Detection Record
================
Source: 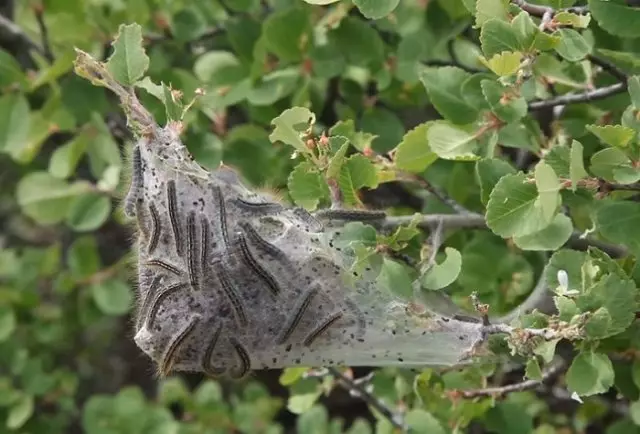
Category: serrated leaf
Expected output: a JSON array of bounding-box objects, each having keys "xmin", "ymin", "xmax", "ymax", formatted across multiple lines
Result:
[
  {"xmin": 427, "ymin": 121, "xmax": 479, "ymax": 160},
  {"xmin": 269, "ymin": 107, "xmax": 315, "ymax": 153},
  {"xmin": 587, "ymin": 124, "xmax": 636, "ymax": 148},
  {"xmin": 481, "ymin": 79, "xmax": 527, "ymax": 123},
  {"xmin": 353, "ymin": 0, "xmax": 400, "ymax": 19},
  {"xmin": 513, "ymin": 213, "xmax": 573, "ymax": 251},
  {"xmin": 589, "ymin": 0, "xmax": 640, "ymax": 39},
  {"xmin": 475, "ymin": 0, "xmax": 509, "ymax": 27},
  {"xmin": 421, "ymin": 247, "xmax": 462, "ymax": 290},
  {"xmin": 66, "ymin": 193, "xmax": 112, "ymax": 232},
  {"xmin": 570, "ymin": 140, "xmax": 589, "ymax": 191},
  {"xmin": 17, "ymin": 172, "xmax": 89, "ymax": 225},
  {"xmin": 91, "ymin": 279, "xmax": 133, "ymax": 316},
  {"xmin": 105, "ymin": 23, "xmax": 149, "ymax": 85},
  {"xmin": 628, "ymin": 76, "xmax": 640, "ymax": 110},
  {"xmin": 486, "ymin": 173, "xmax": 558, "ymax": 238},
  {"xmin": 566, "ymin": 350, "xmax": 614, "ymax": 397},
  {"xmin": 419, "ymin": 67, "xmax": 478, "ymax": 124},
  {"xmin": 479, "ymin": 51, "xmax": 522, "ymax": 77},
  {"xmin": 288, "ymin": 162, "xmax": 329, "ymax": 210},
  {"xmin": 480, "ymin": 18, "xmax": 521, "ymax": 57},
  {"xmin": 554, "ymin": 29, "xmax": 591, "ymax": 62},
  {"xmin": 394, "ymin": 122, "xmax": 438, "ymax": 173},
  {"xmin": 379, "ymin": 258, "xmax": 414, "ymax": 299},
  {"xmin": 475, "ymin": 158, "xmax": 516, "ymax": 205},
  {"xmin": 534, "ymin": 160, "xmax": 561, "ymax": 224}
]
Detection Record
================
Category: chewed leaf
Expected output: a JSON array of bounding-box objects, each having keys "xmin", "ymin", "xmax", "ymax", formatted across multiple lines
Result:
[
  {"xmin": 269, "ymin": 107, "xmax": 316, "ymax": 153},
  {"xmin": 478, "ymin": 51, "xmax": 522, "ymax": 77},
  {"xmin": 421, "ymin": 247, "xmax": 462, "ymax": 290},
  {"xmin": 566, "ymin": 350, "xmax": 614, "ymax": 397},
  {"xmin": 105, "ymin": 23, "xmax": 149, "ymax": 85}
]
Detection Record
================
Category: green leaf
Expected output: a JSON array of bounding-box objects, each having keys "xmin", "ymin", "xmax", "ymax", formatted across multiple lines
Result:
[
  {"xmin": 421, "ymin": 247, "xmax": 463, "ymax": 290},
  {"xmin": 49, "ymin": 133, "xmax": 89, "ymax": 179},
  {"xmin": 353, "ymin": 0, "xmax": 400, "ymax": 19},
  {"xmin": 269, "ymin": 107, "xmax": 315, "ymax": 153},
  {"xmin": 346, "ymin": 154, "xmax": 378, "ymax": 189},
  {"xmin": 513, "ymin": 214, "xmax": 573, "ymax": 251},
  {"xmin": 590, "ymin": 147, "xmax": 637, "ymax": 182},
  {"xmin": 66, "ymin": 193, "xmax": 112, "ymax": 232},
  {"xmin": 481, "ymin": 79, "xmax": 527, "ymax": 123},
  {"xmin": 394, "ymin": 122, "xmax": 438, "ymax": 173},
  {"xmin": 91, "ymin": 279, "xmax": 133, "ymax": 316},
  {"xmin": 579, "ymin": 271, "xmax": 638, "ymax": 337},
  {"xmin": 105, "ymin": 23, "xmax": 149, "ymax": 85},
  {"xmin": 288, "ymin": 162, "xmax": 329, "ymax": 210},
  {"xmin": 379, "ymin": 258, "xmax": 414, "ymax": 299},
  {"xmin": 629, "ymin": 76, "xmax": 640, "ymax": 110},
  {"xmin": 327, "ymin": 17, "xmax": 384, "ymax": 66},
  {"xmin": 0, "ymin": 305, "xmax": 16, "ymax": 342},
  {"xmin": 554, "ymin": 29, "xmax": 591, "ymax": 62},
  {"xmin": 566, "ymin": 350, "xmax": 614, "ymax": 397},
  {"xmin": 475, "ymin": 158, "xmax": 516, "ymax": 205},
  {"xmin": 419, "ymin": 67, "xmax": 478, "ymax": 124},
  {"xmin": 589, "ymin": 0, "xmax": 640, "ymax": 38},
  {"xmin": 631, "ymin": 401, "xmax": 640, "ymax": 426},
  {"xmin": 534, "ymin": 338, "xmax": 561, "ymax": 364},
  {"xmin": 480, "ymin": 18, "xmax": 521, "ymax": 57},
  {"xmin": 479, "ymin": 51, "xmax": 523, "ymax": 77},
  {"xmin": 68, "ymin": 235, "xmax": 101, "ymax": 279},
  {"xmin": 534, "ymin": 160, "xmax": 562, "ymax": 224},
  {"xmin": 17, "ymin": 172, "xmax": 89, "ymax": 225},
  {"xmin": 406, "ymin": 409, "xmax": 446, "ymax": 434},
  {"xmin": 327, "ymin": 137, "xmax": 350, "ymax": 179},
  {"xmin": 0, "ymin": 93, "xmax": 30, "ymax": 154},
  {"xmin": 360, "ymin": 108, "xmax": 405, "ymax": 153},
  {"xmin": 0, "ymin": 49, "xmax": 27, "ymax": 89},
  {"xmin": 597, "ymin": 202, "xmax": 640, "ymax": 255},
  {"xmin": 486, "ymin": 172, "xmax": 558, "ymax": 238},
  {"xmin": 475, "ymin": 0, "xmax": 509, "ymax": 27},
  {"xmin": 525, "ymin": 358, "xmax": 543, "ymax": 380},
  {"xmin": 279, "ymin": 368, "xmax": 308, "ymax": 386},
  {"xmin": 263, "ymin": 7, "xmax": 311, "ymax": 62},
  {"xmin": 6, "ymin": 394, "xmax": 34, "ymax": 429},
  {"xmin": 584, "ymin": 307, "xmax": 613, "ymax": 339},
  {"xmin": 570, "ymin": 140, "xmax": 589, "ymax": 191},
  {"xmin": 555, "ymin": 296, "xmax": 579, "ymax": 322},
  {"xmin": 587, "ymin": 124, "xmax": 636, "ymax": 148},
  {"xmin": 427, "ymin": 121, "xmax": 479, "ymax": 160},
  {"xmin": 288, "ymin": 392, "xmax": 322, "ymax": 415},
  {"xmin": 554, "ymin": 11, "xmax": 591, "ymax": 28}
]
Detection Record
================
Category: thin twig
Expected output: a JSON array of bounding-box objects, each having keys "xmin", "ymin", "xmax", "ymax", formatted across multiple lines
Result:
[
  {"xmin": 511, "ymin": 0, "xmax": 588, "ymax": 17},
  {"xmin": 528, "ymin": 82, "xmax": 627, "ymax": 110},
  {"xmin": 454, "ymin": 360, "xmax": 566, "ymax": 398},
  {"xmin": 587, "ymin": 54, "xmax": 627, "ymax": 82},
  {"xmin": 0, "ymin": 13, "xmax": 46, "ymax": 57},
  {"xmin": 328, "ymin": 367, "xmax": 407, "ymax": 431},
  {"xmin": 33, "ymin": 4, "xmax": 54, "ymax": 62}
]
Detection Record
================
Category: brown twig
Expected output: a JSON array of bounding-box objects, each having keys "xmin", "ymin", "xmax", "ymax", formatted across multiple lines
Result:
[
  {"xmin": 328, "ymin": 367, "xmax": 407, "ymax": 431},
  {"xmin": 454, "ymin": 360, "xmax": 566, "ymax": 398},
  {"xmin": 528, "ymin": 82, "xmax": 627, "ymax": 110},
  {"xmin": 33, "ymin": 3, "xmax": 54, "ymax": 62}
]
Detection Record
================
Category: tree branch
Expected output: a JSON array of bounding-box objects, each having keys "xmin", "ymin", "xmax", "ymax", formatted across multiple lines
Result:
[
  {"xmin": 33, "ymin": 4, "xmax": 53, "ymax": 62},
  {"xmin": 453, "ymin": 360, "xmax": 566, "ymax": 399},
  {"xmin": 528, "ymin": 82, "xmax": 627, "ymax": 110},
  {"xmin": 328, "ymin": 367, "xmax": 407, "ymax": 431},
  {"xmin": 0, "ymin": 13, "xmax": 46, "ymax": 58}
]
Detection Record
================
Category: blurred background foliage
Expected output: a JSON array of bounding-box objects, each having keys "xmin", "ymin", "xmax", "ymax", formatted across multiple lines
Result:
[{"xmin": 1, "ymin": 0, "xmax": 640, "ymax": 433}]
